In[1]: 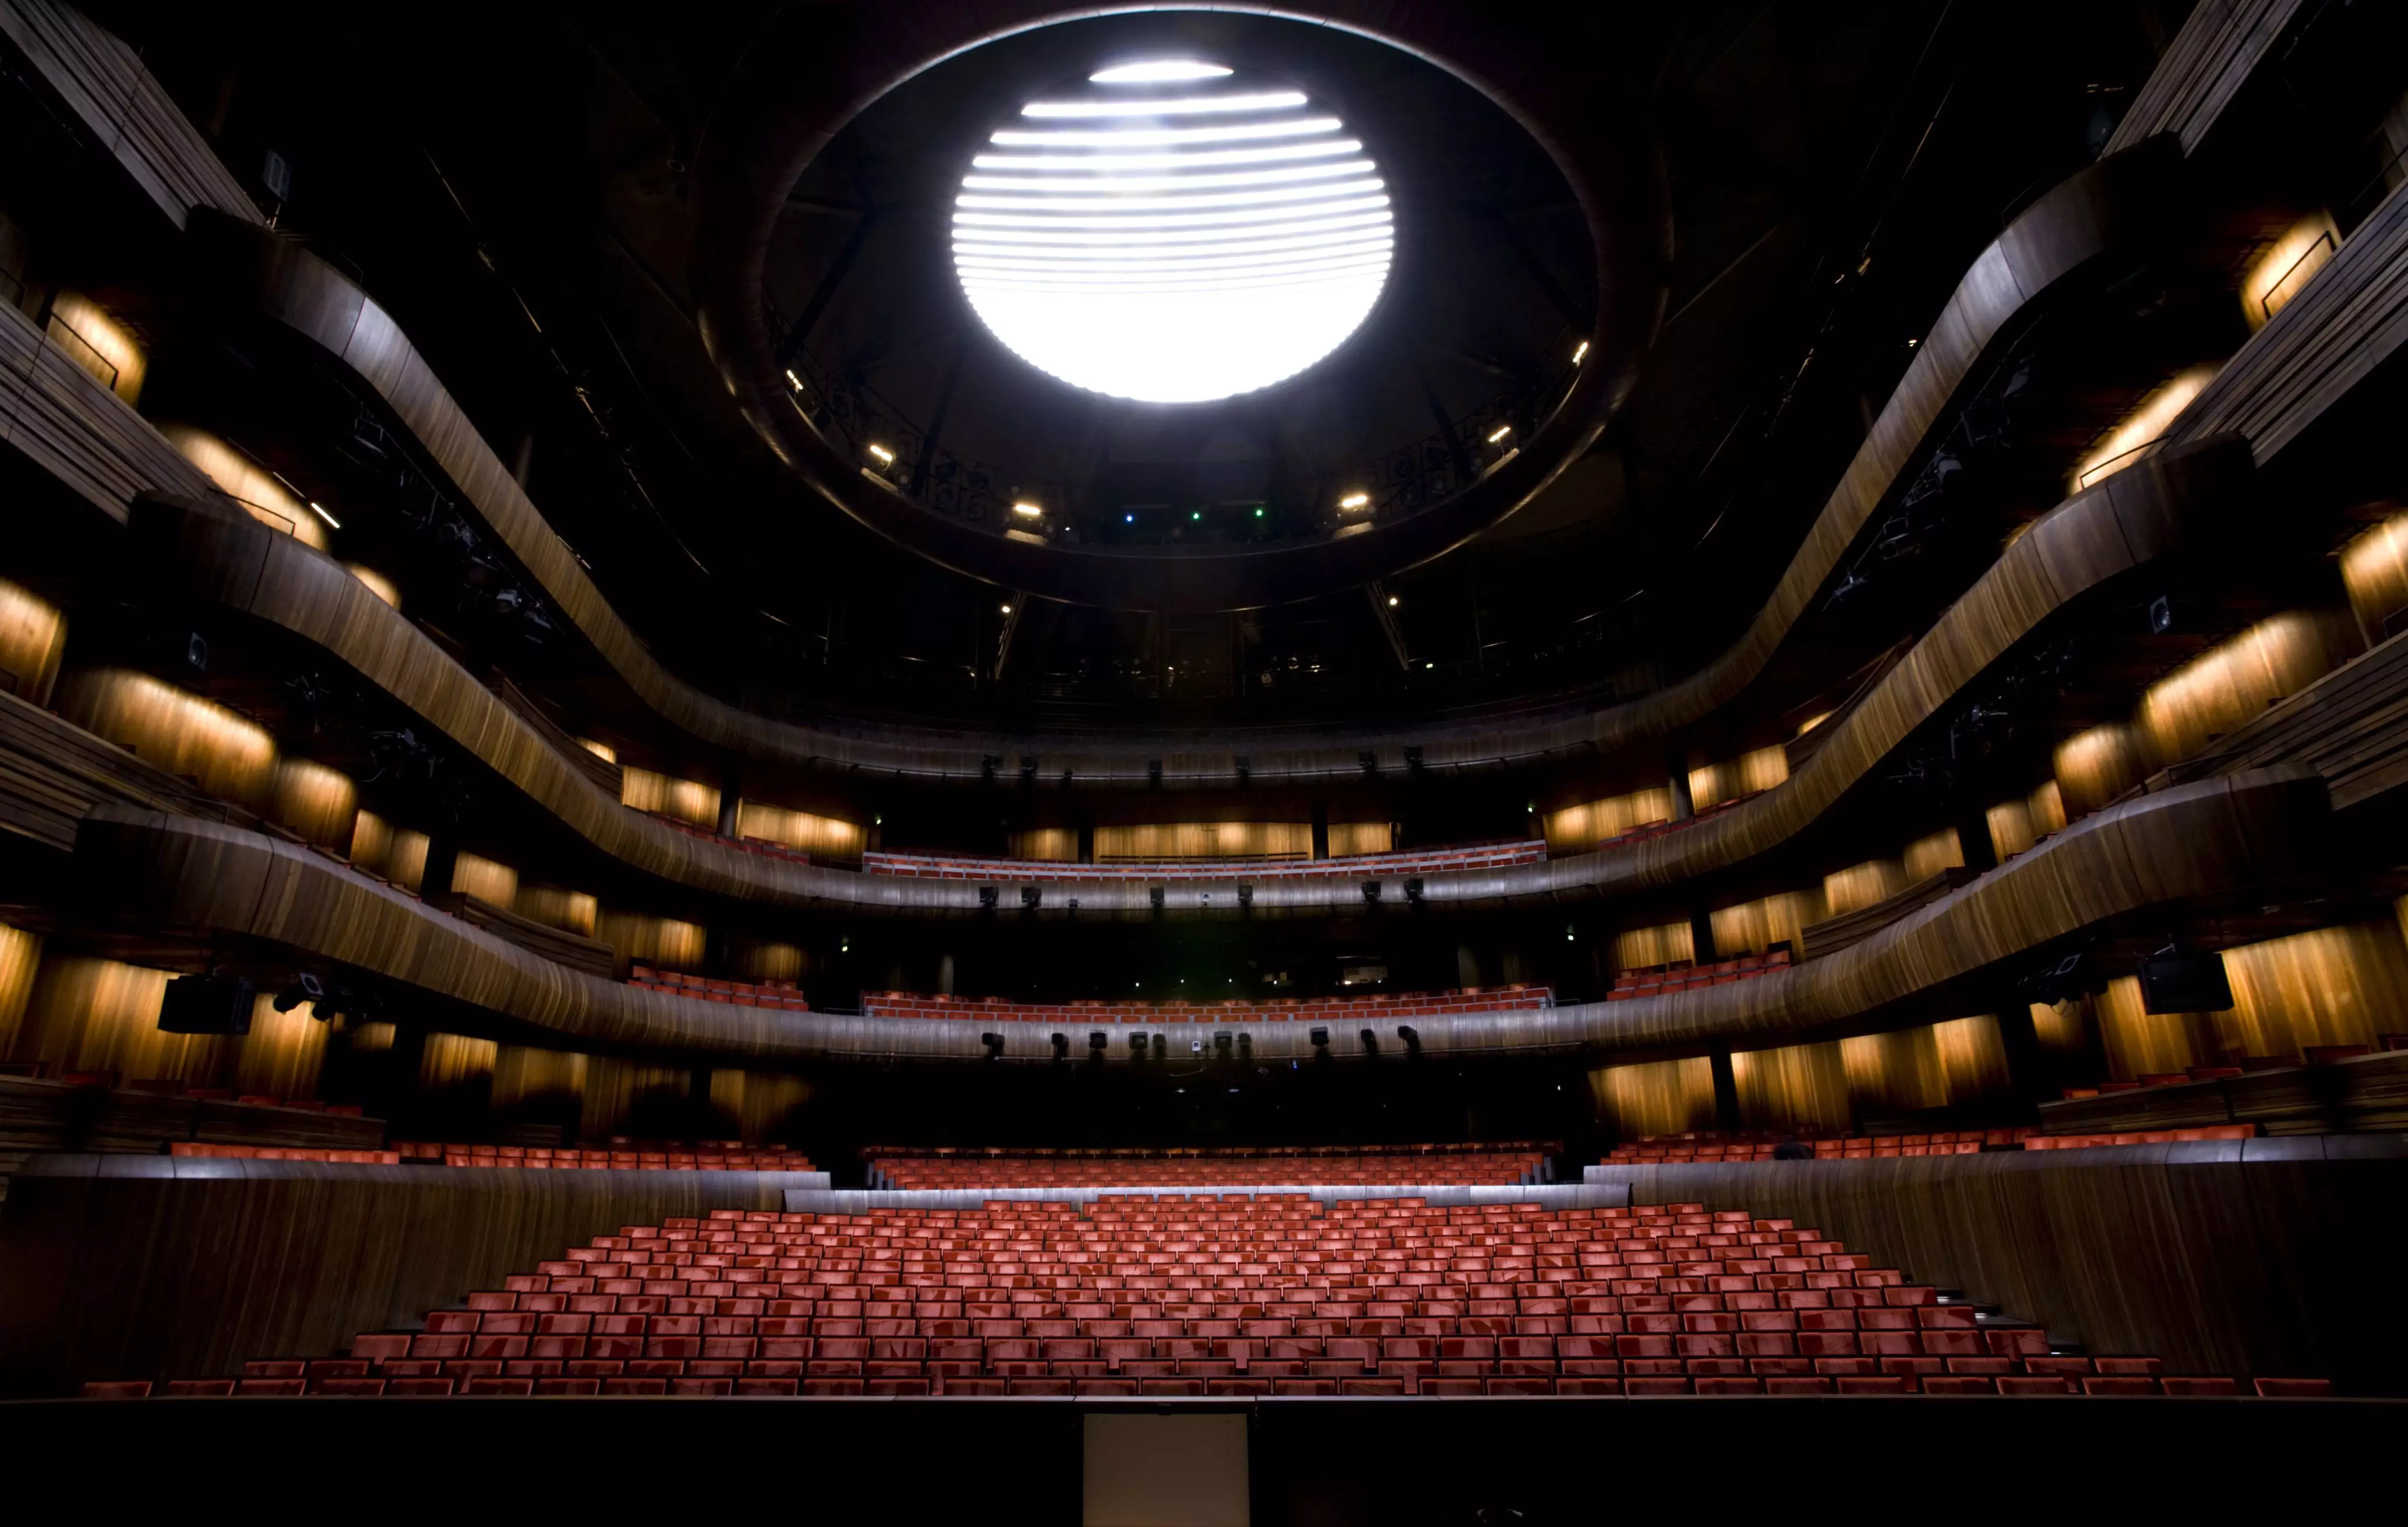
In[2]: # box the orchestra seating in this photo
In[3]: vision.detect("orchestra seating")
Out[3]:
[625,969,810,1010]
[1608,951,1790,999]
[1605,1126,2254,1162]
[84,1196,2328,1399]
[868,1147,1548,1189]
[861,840,1548,881]
[391,1141,814,1172]
[168,1144,402,1164]
[859,986,1550,1025]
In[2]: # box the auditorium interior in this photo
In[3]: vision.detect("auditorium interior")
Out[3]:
[0,0,2404,1516]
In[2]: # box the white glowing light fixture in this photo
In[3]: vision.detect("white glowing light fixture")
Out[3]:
[867,443,896,464]
[785,368,803,388]
[1092,60,1233,84]
[308,500,340,529]
[1011,500,1044,517]
[1487,424,1513,444]
[1339,491,1371,511]
[1000,604,1014,615]
[954,61,1392,403]
[1572,340,1589,364]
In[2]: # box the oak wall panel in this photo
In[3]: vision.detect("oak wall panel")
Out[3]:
[0,1158,806,1396]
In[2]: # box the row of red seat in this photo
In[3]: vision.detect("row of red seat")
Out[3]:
[861,987,1551,1025]
[2026,1126,2256,1150]
[2,1067,365,1114]
[1610,1130,2037,1163]
[393,1142,814,1172]
[1608,951,1791,1000]
[871,1152,1544,1188]
[648,814,850,869]
[861,840,1548,883]
[2062,1049,2382,1096]
[98,1195,2325,1398]
[626,967,811,1011]
[170,1143,401,1164]
[864,1141,1558,1160]
[1609,1126,2254,1163]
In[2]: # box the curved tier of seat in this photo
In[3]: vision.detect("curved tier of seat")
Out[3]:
[65,767,2329,1066]
[186,137,2176,783]
[143,429,2244,923]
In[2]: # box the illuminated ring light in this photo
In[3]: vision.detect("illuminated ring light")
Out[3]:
[954,59,1393,404]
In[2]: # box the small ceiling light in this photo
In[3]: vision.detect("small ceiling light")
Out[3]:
[1253,506,1265,517]
[1905,337,1920,350]
[867,443,896,464]
[785,368,803,389]
[1339,491,1370,511]
[307,501,341,529]
[1011,500,1043,517]
[1487,424,1513,445]
[1125,513,1136,523]
[1387,595,1399,607]
[1000,604,1014,615]
[1423,661,1433,669]
[1092,60,1234,84]
[1191,510,1202,521]
[1572,340,1589,364]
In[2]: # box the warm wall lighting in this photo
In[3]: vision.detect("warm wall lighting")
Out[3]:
[1571,340,1588,364]
[1339,491,1370,511]
[867,443,896,464]
[1011,501,1043,516]
[307,501,340,530]
[2070,363,2220,491]
[1000,604,1014,615]
[1386,594,1399,607]
[2240,212,2340,330]
[1487,424,1513,444]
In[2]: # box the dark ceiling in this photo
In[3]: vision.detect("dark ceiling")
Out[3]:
[101,0,2188,736]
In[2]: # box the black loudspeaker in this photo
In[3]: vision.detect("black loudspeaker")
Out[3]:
[158,975,255,1035]
[2139,952,2234,1014]
[1309,1028,1329,1047]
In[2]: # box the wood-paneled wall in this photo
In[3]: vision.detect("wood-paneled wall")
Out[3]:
[0,921,42,1055]
[736,801,864,860]
[54,668,276,813]
[448,850,518,908]
[490,1043,586,1110]
[268,758,355,849]
[2135,608,2358,770]
[0,578,65,706]
[1094,822,1314,861]
[1730,1013,2011,1132]
[711,1069,811,1141]
[2342,510,2408,639]
[2242,211,2342,330]
[1709,889,1825,958]
[581,1056,692,1138]
[1612,921,1693,974]
[2093,919,2408,1076]
[729,940,806,982]
[1595,1146,2408,1391]
[2070,363,2222,491]
[1325,821,1392,858]
[1823,857,1909,917]
[43,292,144,405]
[1588,1056,1715,1137]
[419,1031,497,1091]
[2055,722,2148,817]
[0,1161,803,1396]
[1007,828,1078,862]
[157,424,328,551]
[619,766,718,827]
[344,563,401,610]
[231,993,326,1099]
[513,883,598,938]
[1687,745,1788,812]
[596,911,707,974]
[1901,827,1965,883]
[10,955,225,1085]
[1545,786,1670,852]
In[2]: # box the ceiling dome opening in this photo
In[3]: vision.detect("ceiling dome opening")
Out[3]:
[952,58,1394,404]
